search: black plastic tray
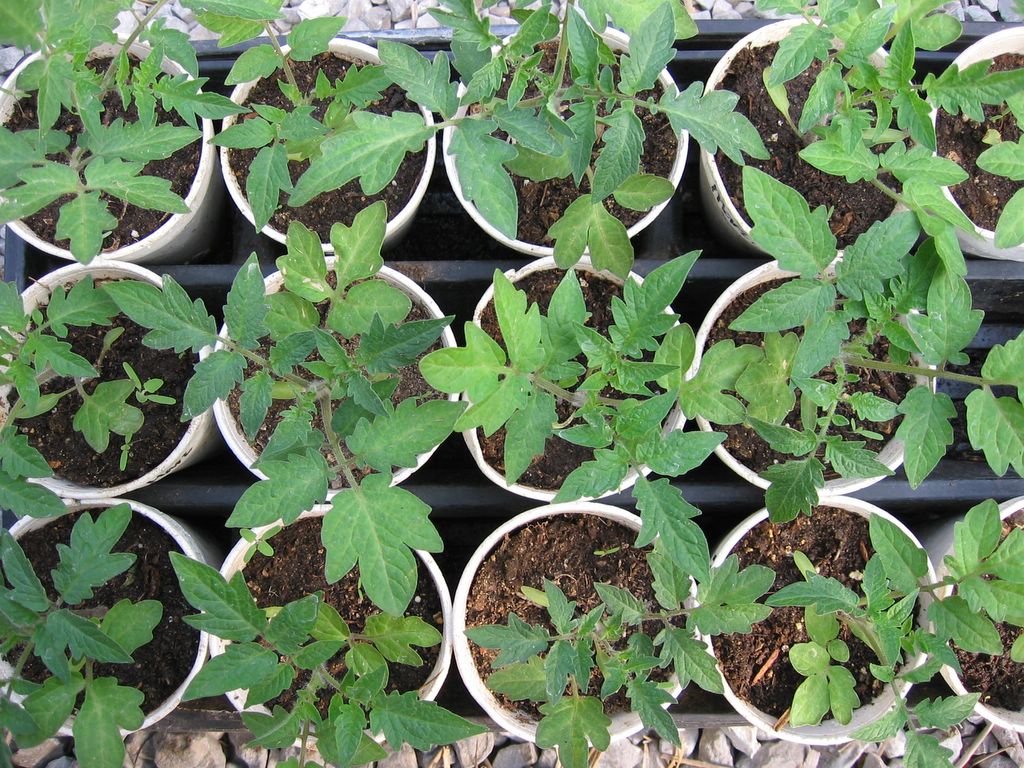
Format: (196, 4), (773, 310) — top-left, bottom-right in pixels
(5, 21), (1024, 727)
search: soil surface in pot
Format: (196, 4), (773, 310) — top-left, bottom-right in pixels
(475, 268), (625, 490)
(936, 53), (1024, 233)
(242, 517), (442, 715)
(465, 514), (670, 718)
(711, 506), (885, 719)
(4, 57), (201, 252)
(228, 53), (427, 241)
(482, 40), (677, 246)
(953, 508), (1024, 710)
(705, 277), (914, 478)
(18, 509), (200, 712)
(713, 43), (895, 249)
(226, 277), (445, 487)
(16, 299), (193, 487)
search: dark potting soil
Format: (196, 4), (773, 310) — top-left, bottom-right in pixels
(711, 506), (885, 719)
(936, 53), (1024, 233)
(226, 285), (444, 487)
(4, 58), (201, 252)
(953, 509), (1024, 711)
(242, 516), (442, 715)
(705, 278), (914, 477)
(713, 43), (895, 249)
(465, 514), (668, 717)
(475, 268), (624, 490)
(228, 53), (427, 241)
(17, 509), (200, 712)
(499, 42), (678, 245)
(16, 299), (193, 487)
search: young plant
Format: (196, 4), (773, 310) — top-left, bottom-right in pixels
(170, 555), (485, 768)
(0, 0), (242, 262)
(0, 505), (165, 768)
(974, 132), (1024, 249)
(105, 202), (462, 615)
(675, 168), (1024, 521)
(747, 0), (1024, 259)
(467, 525), (774, 768)
(209, 0), (765, 277)
(420, 252), (725, 504)
(0, 276), (177, 518)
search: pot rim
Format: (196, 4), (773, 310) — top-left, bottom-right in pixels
(219, 38), (436, 251)
(209, 261), (458, 492)
(451, 501), (684, 744)
(461, 255), (684, 501)
(440, 23), (688, 258)
(13, 260), (217, 500)
(704, 495), (936, 745)
(0, 40), (218, 263)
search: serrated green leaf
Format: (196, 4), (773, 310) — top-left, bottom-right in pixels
(731, 279), (836, 332)
(930, 595), (1002, 655)
(467, 612), (550, 667)
(769, 23), (831, 85)
(182, 349), (245, 421)
(171, 552), (265, 641)
(224, 253), (269, 349)
(449, 119), (518, 239)
(48, 609), (132, 663)
(100, 599), (161, 656)
(104, 276), (218, 354)
(914, 694), (980, 730)
(246, 143), (291, 232)
(612, 173), (675, 212)
(768, 573), (859, 614)
(487, 656), (548, 701)
(185, 641), (278, 700)
(825, 440), (892, 481)
(869, 514), (927, 594)
(74, 678), (144, 768)
(659, 83), (767, 166)
(627, 678), (677, 743)
(0, 529), (48, 610)
(347, 399), (461, 472)
(995, 189), (1024, 249)
(0, 474), (65, 519)
(55, 193), (115, 264)
(84, 158), (187, 214)
(0, 0), (42, 47)
(504, 391), (556, 485)
(380, 41), (458, 119)
(925, 60), (1024, 123)
(906, 270), (982, 367)
(287, 17), (345, 61)
(73, 380), (143, 453)
(837, 212), (920, 300)
(762, 458), (824, 523)
(370, 691), (485, 750)
(965, 388), (1024, 478)
(634, 476), (709, 582)
(661, 628), (722, 693)
(536, 696), (611, 768)
(228, 455), (329, 529)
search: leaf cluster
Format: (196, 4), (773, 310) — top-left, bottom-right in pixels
(1, 505), (163, 768)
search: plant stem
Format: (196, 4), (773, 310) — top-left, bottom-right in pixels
(842, 355), (1010, 388)
(529, 373), (619, 408)
(101, 0), (174, 90)
(316, 389), (361, 490)
(263, 23), (302, 98)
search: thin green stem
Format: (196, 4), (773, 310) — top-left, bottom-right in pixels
(843, 355), (1010, 388)
(263, 23), (302, 98)
(101, 0), (174, 90)
(529, 373), (619, 409)
(316, 389), (360, 490)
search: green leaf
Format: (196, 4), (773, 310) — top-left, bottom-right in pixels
(634, 477), (709, 582)
(914, 694), (980, 730)
(182, 349), (246, 421)
(618, 3), (674, 95)
(329, 280), (411, 338)
(769, 23), (831, 85)
(247, 143), (291, 232)
(0, 0), (42, 46)
(749, 419), (816, 457)
(905, 731), (954, 768)
(23, 335), (96, 379)
(225, 45), (281, 87)
(762, 459), (824, 523)
(641, 429), (725, 478)
(449, 120), (518, 239)
(837, 212), (920, 300)
(170, 553), (265, 641)
(0, 433), (50, 481)
(948, 499), (1002, 578)
(80, 121), (200, 163)
(881, 144), (967, 187)
(100, 599), (161, 656)
(225, 253), (269, 349)
(906, 270), (982, 367)
(799, 62), (845, 134)
(466, 613), (550, 667)
(105, 276), (218, 355)
(676, 340), (761, 424)
(0, 474), (65, 519)
(741, 167), (836, 276)
(504, 391), (556, 485)
(487, 657), (548, 701)
(287, 17), (345, 61)
(965, 388), (1024, 478)
(612, 174), (675, 212)
(627, 679), (677, 743)
(74, 678), (144, 768)
(0, 530), (48, 611)
(347, 399), (462, 472)
(825, 440), (892, 480)
(214, 117), (275, 150)
(183, 0), (281, 20)
(995, 189), (1024, 249)
(420, 321), (506, 401)
(929, 595), (1003, 655)
(494, 270), (546, 372)
(978, 139), (1024, 182)
(661, 629), (722, 693)
(322, 474), (441, 614)
(363, 614), (441, 666)
(851, 705), (907, 741)
(790, 673), (830, 727)
(379, 41), (458, 120)
(987, 528), (1024, 582)
(277, 221), (329, 301)
(768, 574), (859, 615)
(535, 696), (611, 768)
(370, 691), (485, 750)
(659, 82), (768, 166)
(43, 276), (117, 338)
(47, 609), (131, 663)
(924, 60), (1024, 123)
(588, 201), (633, 278)
(228, 455), (329, 529)
(185, 642), (278, 700)
(55, 193), (115, 264)
(84, 159), (187, 214)
(594, 582), (646, 625)
(291, 111), (432, 203)
(73, 380), (143, 453)
(869, 515), (927, 594)
(731, 280), (836, 332)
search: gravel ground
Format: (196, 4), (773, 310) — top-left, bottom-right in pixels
(2, 2), (1022, 767)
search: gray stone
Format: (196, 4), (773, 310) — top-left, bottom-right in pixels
(113, 10), (137, 37)
(966, 6), (995, 19)
(174, 3), (198, 24)
(492, 742), (536, 768)
(859, 755), (887, 768)
(981, 757), (1018, 768)
(723, 727), (760, 758)
(342, 17), (370, 30)
(881, 730), (907, 759)
(454, 733), (495, 768)
(388, 0), (413, 21)
(993, 726), (1024, 765)
(536, 748), (558, 768)
(190, 25), (222, 40)
(598, 739), (642, 768)
(123, 731), (157, 768)
(161, 16), (192, 33)
(152, 734), (226, 768)
(394, 19), (415, 28)
(416, 14), (441, 27)
(12, 739), (66, 768)
(44, 759), (77, 768)
(678, 729), (698, 757)
(227, 733), (269, 768)
(938, 729), (963, 763)
(737, 740), (819, 768)
(698, 729), (733, 768)
(734, 2), (755, 14)
(379, 744), (418, 768)
(365, 6), (393, 28)
(712, 2), (744, 19)
(978, 0), (999, 11)
(0, 47), (25, 74)
(693, 10), (712, 19)
(817, 741), (867, 768)
(1000, 0), (1024, 20)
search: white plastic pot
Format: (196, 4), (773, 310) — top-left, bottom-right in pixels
(210, 261), (457, 490)
(705, 496), (934, 745)
(2, 497), (219, 734)
(928, 495), (1024, 731)
(211, 507), (453, 731)
(441, 25), (688, 258)
(0, 42), (221, 264)
(453, 502), (683, 744)
(931, 27), (1024, 262)
(220, 39), (435, 251)
(463, 255), (684, 501)
(689, 260), (927, 496)
(698, 20), (892, 256)
(14, 261), (217, 501)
